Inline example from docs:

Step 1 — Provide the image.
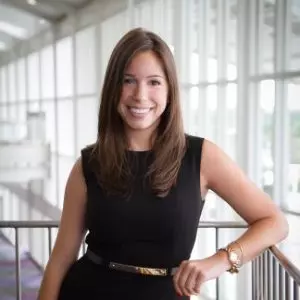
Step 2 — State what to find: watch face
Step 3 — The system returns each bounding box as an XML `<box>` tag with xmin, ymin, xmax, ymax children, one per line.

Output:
<box><xmin>229</xmin><ymin>251</ymin><xmax>240</xmax><ymax>263</ymax></box>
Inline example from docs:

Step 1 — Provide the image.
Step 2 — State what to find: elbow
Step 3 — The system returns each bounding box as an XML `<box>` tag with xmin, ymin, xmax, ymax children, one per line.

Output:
<box><xmin>275</xmin><ymin>211</ymin><xmax>289</xmax><ymax>242</ymax></box>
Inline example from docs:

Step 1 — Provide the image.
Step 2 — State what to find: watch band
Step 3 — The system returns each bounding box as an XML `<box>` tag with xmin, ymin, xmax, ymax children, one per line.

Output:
<box><xmin>219</xmin><ymin>243</ymin><xmax>243</xmax><ymax>274</ymax></box>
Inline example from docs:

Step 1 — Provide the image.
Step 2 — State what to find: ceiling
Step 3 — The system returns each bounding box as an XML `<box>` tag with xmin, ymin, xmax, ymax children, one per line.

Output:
<box><xmin>0</xmin><ymin>0</ymin><xmax>92</xmax><ymax>52</ymax></box>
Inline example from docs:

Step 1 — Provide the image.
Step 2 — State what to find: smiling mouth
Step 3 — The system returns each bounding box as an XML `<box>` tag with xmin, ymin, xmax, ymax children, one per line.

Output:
<box><xmin>128</xmin><ymin>107</ymin><xmax>153</xmax><ymax>114</ymax></box>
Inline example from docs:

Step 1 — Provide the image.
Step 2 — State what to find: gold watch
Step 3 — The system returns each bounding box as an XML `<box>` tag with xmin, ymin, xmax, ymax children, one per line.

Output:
<box><xmin>219</xmin><ymin>245</ymin><xmax>243</xmax><ymax>274</ymax></box>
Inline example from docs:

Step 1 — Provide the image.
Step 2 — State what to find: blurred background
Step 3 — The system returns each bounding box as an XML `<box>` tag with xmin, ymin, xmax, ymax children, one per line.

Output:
<box><xmin>0</xmin><ymin>0</ymin><xmax>299</xmax><ymax>299</ymax></box>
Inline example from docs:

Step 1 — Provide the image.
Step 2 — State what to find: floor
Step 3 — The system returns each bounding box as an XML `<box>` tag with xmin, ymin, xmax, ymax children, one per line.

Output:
<box><xmin>0</xmin><ymin>233</ymin><xmax>42</xmax><ymax>300</ymax></box>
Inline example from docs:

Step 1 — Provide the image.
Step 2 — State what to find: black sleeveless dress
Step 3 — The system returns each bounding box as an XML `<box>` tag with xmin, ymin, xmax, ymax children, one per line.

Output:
<box><xmin>58</xmin><ymin>135</ymin><xmax>205</xmax><ymax>300</ymax></box>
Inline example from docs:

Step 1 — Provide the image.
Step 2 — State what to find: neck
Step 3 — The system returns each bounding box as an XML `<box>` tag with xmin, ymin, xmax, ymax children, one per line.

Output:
<box><xmin>126</xmin><ymin>128</ymin><xmax>156</xmax><ymax>151</ymax></box>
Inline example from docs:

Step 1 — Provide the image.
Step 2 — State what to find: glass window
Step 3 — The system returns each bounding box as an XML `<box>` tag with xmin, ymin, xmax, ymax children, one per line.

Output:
<box><xmin>0</xmin><ymin>67</ymin><xmax>7</xmax><ymax>104</ymax></box>
<box><xmin>17</xmin><ymin>102</ymin><xmax>27</xmax><ymax>140</ymax></box>
<box><xmin>261</xmin><ymin>0</ymin><xmax>275</xmax><ymax>73</ymax></box>
<box><xmin>206</xmin><ymin>84</ymin><xmax>218</xmax><ymax>141</ymax></box>
<box><xmin>57</xmin><ymin>99</ymin><xmax>74</xmax><ymax>156</ymax></box>
<box><xmin>226</xmin><ymin>83</ymin><xmax>237</xmax><ymax>158</ymax></box>
<box><xmin>287</xmin><ymin>0</ymin><xmax>300</xmax><ymax>71</ymax></box>
<box><xmin>259</xmin><ymin>80</ymin><xmax>275</xmax><ymax>196</ymax></box>
<box><xmin>207</xmin><ymin>2</ymin><xmax>217</xmax><ymax>82</ymax></box>
<box><xmin>0</xmin><ymin>104</ymin><xmax>6</xmax><ymax>120</ymax></box>
<box><xmin>77</xmin><ymin>97</ymin><xmax>98</xmax><ymax>154</ymax></box>
<box><xmin>44</xmin><ymin>153</ymin><xmax>58</xmax><ymax>206</ymax></box>
<box><xmin>41</xmin><ymin>101</ymin><xmax>56</xmax><ymax>151</ymax></box>
<box><xmin>28</xmin><ymin>52</ymin><xmax>40</xmax><ymax>101</ymax></box>
<box><xmin>133</xmin><ymin>2</ymin><xmax>150</xmax><ymax>30</ymax></box>
<box><xmin>227</xmin><ymin>0</ymin><xmax>237</xmax><ymax>80</ymax></box>
<box><xmin>287</xmin><ymin>79</ymin><xmax>300</xmax><ymax>212</ymax></box>
<box><xmin>76</xmin><ymin>27</ymin><xmax>96</xmax><ymax>95</ymax></box>
<box><xmin>56</xmin><ymin>37</ymin><xmax>74</xmax><ymax>98</ymax></box>
<box><xmin>17</xmin><ymin>59</ymin><xmax>26</xmax><ymax>102</ymax></box>
<box><xmin>8</xmin><ymin>63</ymin><xmax>16</xmax><ymax>103</ymax></box>
<box><xmin>41</xmin><ymin>46</ymin><xmax>55</xmax><ymax>99</ymax></box>
<box><xmin>58</xmin><ymin>155</ymin><xmax>75</xmax><ymax>208</ymax></box>
<box><xmin>100</xmin><ymin>12</ymin><xmax>128</xmax><ymax>80</ymax></box>
<box><xmin>8</xmin><ymin>104</ymin><xmax>17</xmax><ymax>122</ymax></box>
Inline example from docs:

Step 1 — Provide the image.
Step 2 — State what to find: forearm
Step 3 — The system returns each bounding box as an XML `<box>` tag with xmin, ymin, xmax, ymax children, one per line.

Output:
<box><xmin>37</xmin><ymin>260</ymin><xmax>70</xmax><ymax>300</ymax></box>
<box><xmin>233</xmin><ymin>213</ymin><xmax>288</xmax><ymax>264</ymax></box>
<box><xmin>214</xmin><ymin>213</ymin><xmax>289</xmax><ymax>271</ymax></box>
<box><xmin>207</xmin><ymin>213</ymin><xmax>289</xmax><ymax>278</ymax></box>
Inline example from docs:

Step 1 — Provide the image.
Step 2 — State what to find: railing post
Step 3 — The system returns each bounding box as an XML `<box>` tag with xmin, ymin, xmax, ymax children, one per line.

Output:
<box><xmin>268</xmin><ymin>250</ymin><xmax>274</xmax><ymax>300</ymax></box>
<box><xmin>279</xmin><ymin>264</ymin><xmax>284</xmax><ymax>299</ymax></box>
<box><xmin>259</xmin><ymin>254</ymin><xmax>263</xmax><ymax>299</ymax></box>
<box><xmin>15</xmin><ymin>227</ymin><xmax>21</xmax><ymax>300</ymax></box>
<box><xmin>263</xmin><ymin>251</ymin><xmax>268</xmax><ymax>299</ymax></box>
<box><xmin>216</xmin><ymin>228</ymin><xmax>219</xmax><ymax>300</ymax></box>
<box><xmin>294</xmin><ymin>281</ymin><xmax>299</xmax><ymax>300</ymax></box>
<box><xmin>285</xmin><ymin>271</ymin><xmax>290</xmax><ymax>300</ymax></box>
<box><xmin>273</xmin><ymin>259</ymin><xmax>279</xmax><ymax>300</ymax></box>
<box><xmin>251</xmin><ymin>259</ymin><xmax>256</xmax><ymax>300</ymax></box>
<box><xmin>48</xmin><ymin>227</ymin><xmax>52</xmax><ymax>257</ymax></box>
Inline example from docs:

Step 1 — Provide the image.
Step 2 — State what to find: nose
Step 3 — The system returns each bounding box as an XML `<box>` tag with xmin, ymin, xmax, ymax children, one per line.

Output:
<box><xmin>133</xmin><ymin>82</ymin><xmax>147</xmax><ymax>102</ymax></box>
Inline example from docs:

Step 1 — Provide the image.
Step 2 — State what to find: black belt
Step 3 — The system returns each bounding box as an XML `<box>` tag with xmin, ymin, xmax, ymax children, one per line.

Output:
<box><xmin>85</xmin><ymin>249</ymin><xmax>178</xmax><ymax>277</ymax></box>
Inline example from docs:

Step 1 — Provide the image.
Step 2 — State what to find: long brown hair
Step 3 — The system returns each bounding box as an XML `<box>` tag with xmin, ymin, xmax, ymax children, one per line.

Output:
<box><xmin>90</xmin><ymin>28</ymin><xmax>186</xmax><ymax>197</ymax></box>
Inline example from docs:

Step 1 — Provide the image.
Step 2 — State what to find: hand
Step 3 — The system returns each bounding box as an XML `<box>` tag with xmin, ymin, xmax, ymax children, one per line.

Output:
<box><xmin>173</xmin><ymin>251</ymin><xmax>230</xmax><ymax>297</ymax></box>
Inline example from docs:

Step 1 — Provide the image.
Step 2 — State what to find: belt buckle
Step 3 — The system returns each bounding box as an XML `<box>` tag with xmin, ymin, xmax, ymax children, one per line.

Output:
<box><xmin>109</xmin><ymin>262</ymin><xmax>167</xmax><ymax>276</ymax></box>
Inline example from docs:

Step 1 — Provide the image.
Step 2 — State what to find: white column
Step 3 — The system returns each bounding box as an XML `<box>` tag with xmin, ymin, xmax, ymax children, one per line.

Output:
<box><xmin>71</xmin><ymin>15</ymin><xmax>79</xmax><ymax>158</ymax></box>
<box><xmin>196</xmin><ymin>0</ymin><xmax>209</xmax><ymax>138</ymax></box>
<box><xmin>272</xmin><ymin>0</ymin><xmax>290</xmax><ymax>207</ymax></box>
<box><xmin>52</xmin><ymin>26</ymin><xmax>60</xmax><ymax>208</ymax></box>
<box><xmin>235</xmin><ymin>0</ymin><xmax>253</xmax><ymax>299</ymax></box>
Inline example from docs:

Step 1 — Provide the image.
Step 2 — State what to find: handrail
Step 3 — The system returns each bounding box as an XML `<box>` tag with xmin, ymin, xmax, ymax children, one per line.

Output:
<box><xmin>197</xmin><ymin>221</ymin><xmax>247</xmax><ymax>228</ymax></box>
<box><xmin>270</xmin><ymin>245</ymin><xmax>300</xmax><ymax>285</ymax></box>
<box><xmin>0</xmin><ymin>220</ymin><xmax>248</xmax><ymax>229</ymax></box>
<box><xmin>282</xmin><ymin>207</ymin><xmax>300</xmax><ymax>217</ymax></box>
<box><xmin>0</xmin><ymin>220</ymin><xmax>59</xmax><ymax>228</ymax></box>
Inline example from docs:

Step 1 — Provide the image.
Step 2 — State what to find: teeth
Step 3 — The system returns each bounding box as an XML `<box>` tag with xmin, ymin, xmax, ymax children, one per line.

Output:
<box><xmin>129</xmin><ymin>107</ymin><xmax>150</xmax><ymax>114</ymax></box>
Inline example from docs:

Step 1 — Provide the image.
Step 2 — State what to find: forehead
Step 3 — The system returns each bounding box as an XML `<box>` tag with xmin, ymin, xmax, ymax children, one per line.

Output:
<box><xmin>125</xmin><ymin>51</ymin><xmax>165</xmax><ymax>75</ymax></box>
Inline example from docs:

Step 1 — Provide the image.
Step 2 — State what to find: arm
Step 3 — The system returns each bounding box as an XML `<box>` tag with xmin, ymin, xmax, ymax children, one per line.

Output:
<box><xmin>37</xmin><ymin>158</ymin><xmax>87</xmax><ymax>300</ymax></box>
<box><xmin>202</xmin><ymin>140</ymin><xmax>288</xmax><ymax>262</ymax></box>
<box><xmin>174</xmin><ymin>139</ymin><xmax>289</xmax><ymax>296</ymax></box>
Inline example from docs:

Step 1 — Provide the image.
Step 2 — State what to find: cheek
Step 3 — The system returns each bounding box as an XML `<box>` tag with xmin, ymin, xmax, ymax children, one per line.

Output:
<box><xmin>120</xmin><ymin>86</ymin><xmax>132</xmax><ymax>103</ymax></box>
<box><xmin>152</xmin><ymin>90</ymin><xmax>168</xmax><ymax>106</ymax></box>
<box><xmin>158</xmin><ymin>98</ymin><xmax>168</xmax><ymax>112</ymax></box>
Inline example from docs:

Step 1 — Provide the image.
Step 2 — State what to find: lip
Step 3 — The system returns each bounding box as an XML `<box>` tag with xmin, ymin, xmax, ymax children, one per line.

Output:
<box><xmin>126</xmin><ymin>106</ymin><xmax>153</xmax><ymax>119</ymax></box>
<box><xmin>127</xmin><ymin>106</ymin><xmax>154</xmax><ymax>109</ymax></box>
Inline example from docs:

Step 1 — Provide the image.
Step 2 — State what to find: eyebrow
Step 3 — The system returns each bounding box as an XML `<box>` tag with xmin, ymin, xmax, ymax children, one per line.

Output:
<box><xmin>124</xmin><ymin>73</ymin><xmax>164</xmax><ymax>79</ymax></box>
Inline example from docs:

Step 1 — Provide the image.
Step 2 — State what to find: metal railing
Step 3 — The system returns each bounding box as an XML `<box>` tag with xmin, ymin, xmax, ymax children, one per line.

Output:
<box><xmin>0</xmin><ymin>221</ymin><xmax>299</xmax><ymax>300</ymax></box>
<box><xmin>252</xmin><ymin>246</ymin><xmax>300</xmax><ymax>300</ymax></box>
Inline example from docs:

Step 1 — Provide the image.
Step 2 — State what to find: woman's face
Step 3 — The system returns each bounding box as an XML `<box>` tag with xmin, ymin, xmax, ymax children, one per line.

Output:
<box><xmin>118</xmin><ymin>50</ymin><xmax>168</xmax><ymax>134</ymax></box>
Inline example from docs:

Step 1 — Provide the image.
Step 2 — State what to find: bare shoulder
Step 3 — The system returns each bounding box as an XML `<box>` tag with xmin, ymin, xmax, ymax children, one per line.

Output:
<box><xmin>200</xmin><ymin>139</ymin><xmax>242</xmax><ymax>186</ymax></box>
<box><xmin>65</xmin><ymin>157</ymin><xmax>87</xmax><ymax>195</ymax></box>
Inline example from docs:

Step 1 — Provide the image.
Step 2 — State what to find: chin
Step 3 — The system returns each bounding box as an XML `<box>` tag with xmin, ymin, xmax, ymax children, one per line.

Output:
<box><xmin>125</xmin><ymin>121</ymin><xmax>158</xmax><ymax>132</ymax></box>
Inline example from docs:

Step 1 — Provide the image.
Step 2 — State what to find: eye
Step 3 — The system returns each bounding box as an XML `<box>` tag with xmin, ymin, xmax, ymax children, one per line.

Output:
<box><xmin>150</xmin><ymin>80</ymin><xmax>161</xmax><ymax>86</ymax></box>
<box><xmin>123</xmin><ymin>77</ymin><xmax>135</xmax><ymax>84</ymax></box>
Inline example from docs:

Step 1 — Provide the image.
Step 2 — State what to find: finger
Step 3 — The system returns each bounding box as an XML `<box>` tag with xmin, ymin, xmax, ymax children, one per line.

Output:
<box><xmin>192</xmin><ymin>271</ymin><xmax>203</xmax><ymax>295</ymax></box>
<box><xmin>173</xmin><ymin>261</ymin><xmax>188</xmax><ymax>296</ymax></box>
<box><xmin>183</xmin><ymin>265</ymin><xmax>198</xmax><ymax>296</ymax></box>
<box><xmin>177</xmin><ymin>263</ymin><xmax>195</xmax><ymax>296</ymax></box>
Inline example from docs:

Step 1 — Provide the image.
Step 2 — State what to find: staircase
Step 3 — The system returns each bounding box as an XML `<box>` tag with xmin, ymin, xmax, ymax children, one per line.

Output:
<box><xmin>0</xmin><ymin>141</ymin><xmax>50</xmax><ymax>183</ymax></box>
<box><xmin>0</xmin><ymin>233</ymin><xmax>42</xmax><ymax>300</ymax></box>
<box><xmin>0</xmin><ymin>112</ymin><xmax>50</xmax><ymax>184</ymax></box>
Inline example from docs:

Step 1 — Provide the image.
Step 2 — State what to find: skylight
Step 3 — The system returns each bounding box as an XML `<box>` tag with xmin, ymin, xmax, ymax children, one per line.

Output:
<box><xmin>0</xmin><ymin>21</ymin><xmax>28</xmax><ymax>39</ymax></box>
<box><xmin>0</xmin><ymin>41</ymin><xmax>6</xmax><ymax>51</ymax></box>
<box><xmin>27</xmin><ymin>0</ymin><xmax>38</xmax><ymax>5</ymax></box>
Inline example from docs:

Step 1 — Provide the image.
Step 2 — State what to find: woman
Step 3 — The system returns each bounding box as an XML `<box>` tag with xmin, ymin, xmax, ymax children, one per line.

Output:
<box><xmin>38</xmin><ymin>28</ymin><xmax>288</xmax><ymax>300</ymax></box>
